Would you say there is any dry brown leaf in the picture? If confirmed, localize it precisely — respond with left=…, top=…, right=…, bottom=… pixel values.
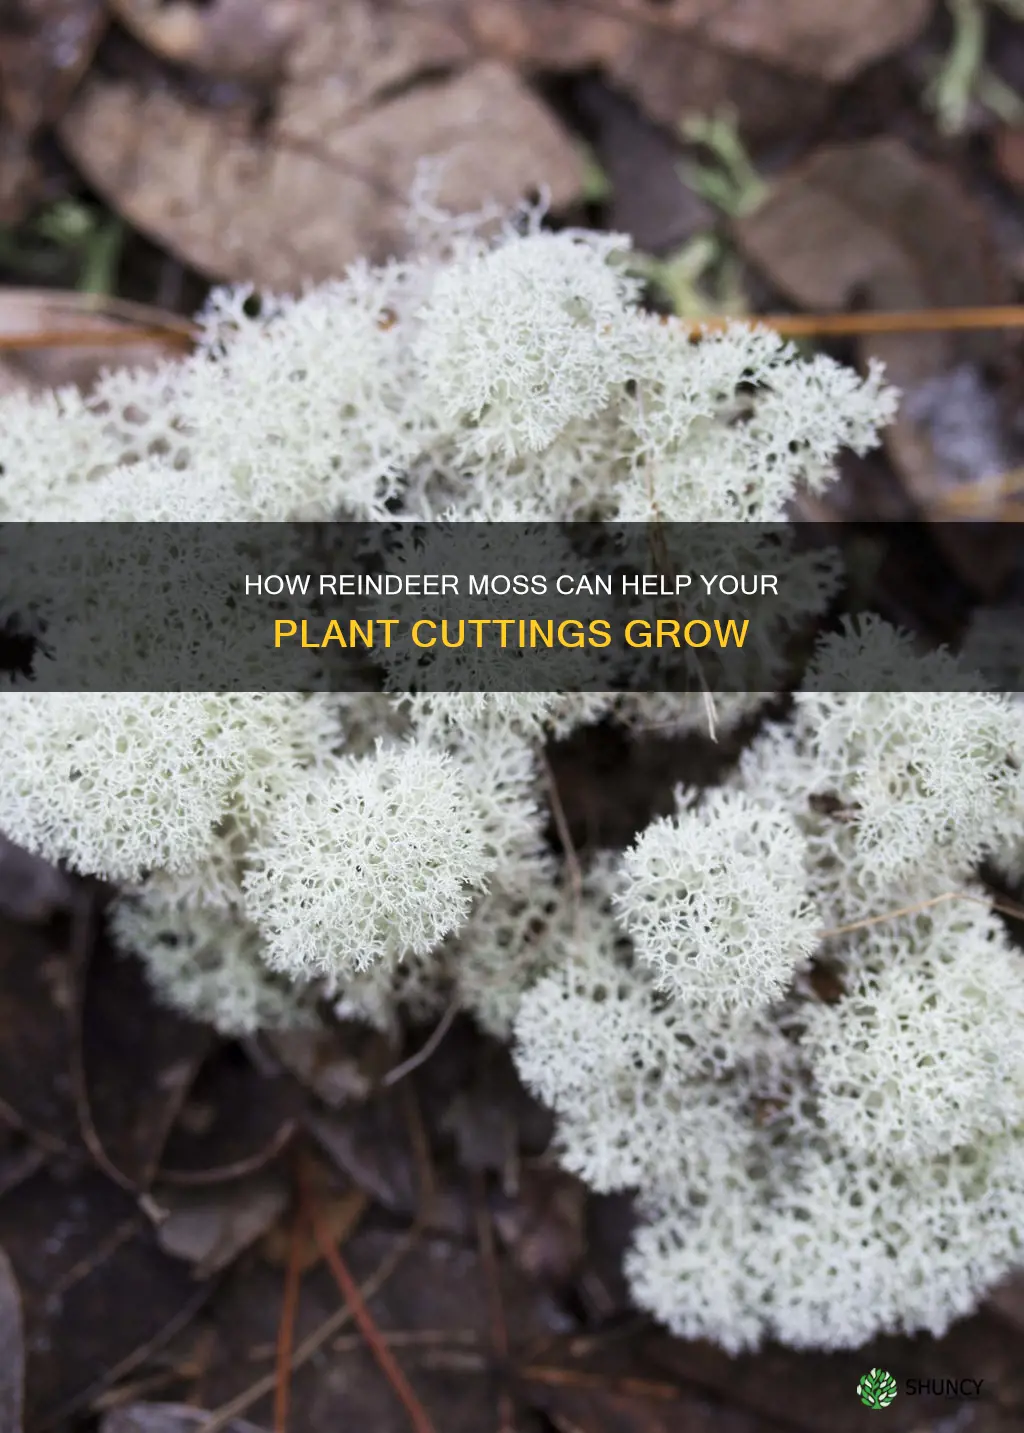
left=0, top=0, right=107, bottom=221
left=466, top=0, right=918, bottom=141
left=0, top=1166, right=202, bottom=1427
left=988, top=1273, right=1024, bottom=1334
left=154, top=1171, right=290, bottom=1278
left=80, top=934, right=213, bottom=1191
left=995, top=126, right=1024, bottom=192
left=492, top=1166, right=587, bottom=1286
left=265, top=1025, right=393, bottom=1108
left=608, top=32, right=830, bottom=143
left=736, top=138, right=1016, bottom=588
left=467, top=0, right=932, bottom=83
left=736, top=138, right=1006, bottom=320
left=673, top=0, right=932, bottom=82
left=59, top=0, right=584, bottom=290
left=0, top=838, right=73, bottom=924
left=108, top=0, right=300, bottom=81
left=0, top=287, right=190, bottom=395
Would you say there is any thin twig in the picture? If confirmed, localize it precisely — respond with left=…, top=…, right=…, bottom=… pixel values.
left=301, top=1162, right=437, bottom=1433
left=399, top=1080, right=438, bottom=1225
left=3, top=303, right=1024, bottom=355
left=521, top=1365, right=681, bottom=1401
left=928, top=464, right=1024, bottom=514
left=159, top=1117, right=297, bottom=1186
left=273, top=1193, right=306, bottom=1433
left=542, top=753, right=582, bottom=911
left=673, top=304, right=1024, bottom=337
left=819, top=887, right=1024, bottom=941
left=382, top=996, right=460, bottom=1088
left=0, top=324, right=196, bottom=351
left=199, top=1224, right=422, bottom=1433
left=38, top=1282, right=213, bottom=1431
left=332, top=1329, right=482, bottom=1352
left=473, top=1172, right=516, bottom=1433
left=67, top=888, right=137, bottom=1194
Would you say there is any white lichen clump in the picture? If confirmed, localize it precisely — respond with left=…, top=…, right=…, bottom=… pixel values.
left=0, top=198, right=1021, bottom=1356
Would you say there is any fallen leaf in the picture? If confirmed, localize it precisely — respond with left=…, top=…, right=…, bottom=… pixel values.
left=646, top=1307, right=1024, bottom=1433
left=0, top=918, right=78, bottom=1149
left=0, top=0, right=107, bottom=222
left=989, top=1273, right=1024, bottom=1334
left=735, top=137, right=1017, bottom=590
left=736, top=138, right=1003, bottom=322
left=0, top=1162, right=204, bottom=1426
left=101, top=1405, right=266, bottom=1433
left=154, top=1170, right=289, bottom=1278
left=468, top=0, right=931, bottom=83
left=493, top=1167, right=587, bottom=1286
left=472, top=4, right=830, bottom=145
left=674, top=0, right=932, bottom=82
left=0, top=838, right=73, bottom=925
left=0, top=1247, right=23, bottom=1433
left=81, top=936, right=212, bottom=1190
left=108, top=0, right=300, bottom=81
left=577, top=1192, right=636, bottom=1320
left=306, top=1099, right=419, bottom=1217
left=607, top=32, right=830, bottom=145
left=265, top=1024, right=392, bottom=1108
left=431, top=1035, right=553, bottom=1173
left=59, top=0, right=584, bottom=289
left=995, top=126, right=1024, bottom=193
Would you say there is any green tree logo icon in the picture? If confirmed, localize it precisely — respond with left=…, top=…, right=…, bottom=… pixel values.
left=858, top=1368, right=898, bottom=1410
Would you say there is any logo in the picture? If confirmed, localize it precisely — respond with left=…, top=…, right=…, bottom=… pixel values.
left=858, top=1368, right=898, bottom=1410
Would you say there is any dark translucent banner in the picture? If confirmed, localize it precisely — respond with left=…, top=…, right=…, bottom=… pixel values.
left=0, top=523, right=1019, bottom=692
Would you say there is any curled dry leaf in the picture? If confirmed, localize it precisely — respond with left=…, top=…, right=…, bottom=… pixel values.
left=58, top=0, right=585, bottom=289
left=735, top=137, right=1016, bottom=588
